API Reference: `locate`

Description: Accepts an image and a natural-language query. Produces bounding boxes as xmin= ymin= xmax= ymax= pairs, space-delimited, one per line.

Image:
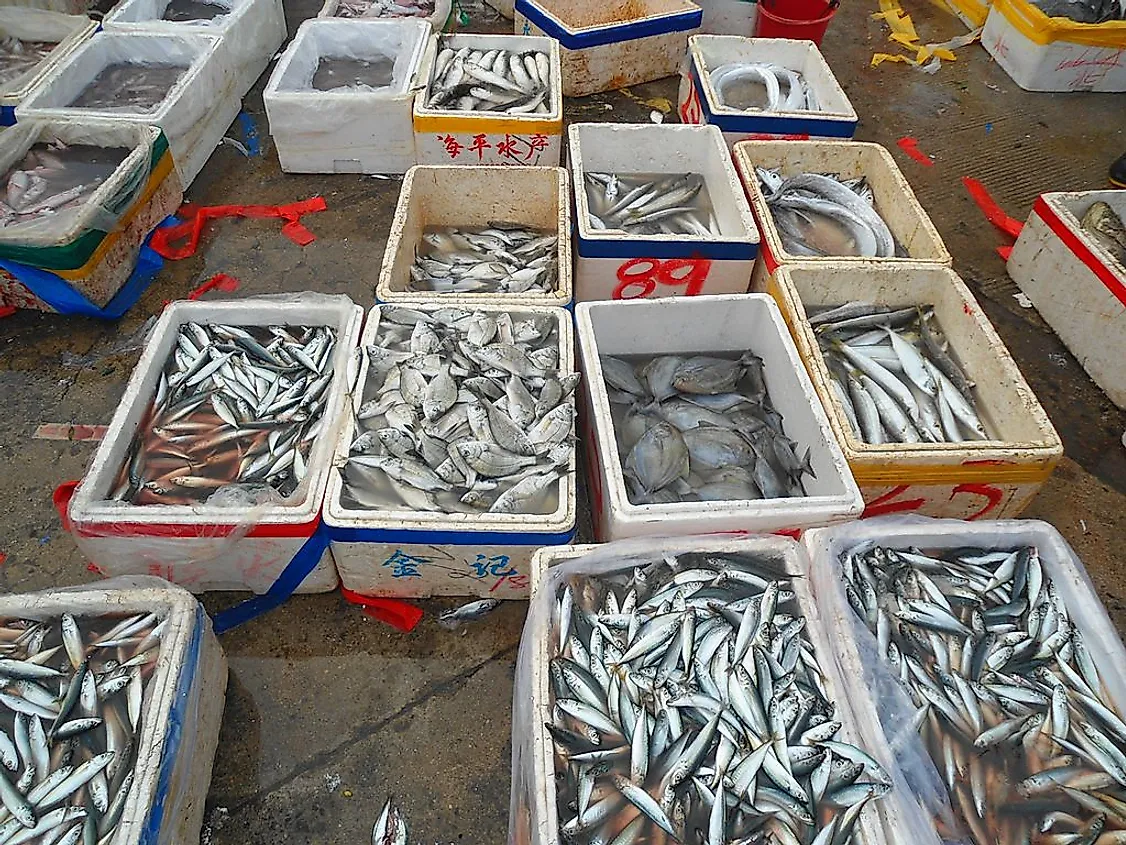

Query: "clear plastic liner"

xmin=274 ymin=19 xmax=422 ymax=97
xmin=0 ymin=8 xmax=89 ymax=96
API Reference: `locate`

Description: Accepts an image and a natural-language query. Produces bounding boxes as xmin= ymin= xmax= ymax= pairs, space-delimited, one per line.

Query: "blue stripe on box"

xmin=327 ymin=525 xmax=577 ymax=546
xmin=515 ymin=0 xmax=701 ymax=49
xmin=577 ymin=234 xmax=758 ymax=261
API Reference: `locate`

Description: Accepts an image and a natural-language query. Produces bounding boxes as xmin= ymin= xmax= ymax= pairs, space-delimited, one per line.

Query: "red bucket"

xmin=755 ymin=0 xmax=839 ymax=44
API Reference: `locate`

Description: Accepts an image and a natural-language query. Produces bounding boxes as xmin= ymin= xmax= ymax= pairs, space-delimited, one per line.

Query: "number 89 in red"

xmin=612 ymin=257 xmax=713 ymax=300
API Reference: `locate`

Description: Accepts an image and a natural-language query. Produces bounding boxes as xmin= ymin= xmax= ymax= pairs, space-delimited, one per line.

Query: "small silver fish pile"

xmin=343 ymin=306 xmax=577 ymax=516
xmin=584 ymin=173 xmax=721 ymax=237
xmin=161 ymin=0 xmax=231 ymax=21
xmin=547 ymin=551 xmax=891 ymax=845
xmin=410 ymin=223 xmax=558 ymax=295
xmin=0 ymin=142 xmax=130 ymax=231
xmin=68 ymin=63 xmax=187 ymax=113
xmin=0 ymin=612 xmax=162 ymax=845
xmin=602 ymin=352 xmax=814 ymax=505
xmin=112 ymin=322 xmax=338 ymax=505
xmin=0 ymin=36 xmax=53 ymax=88
xmin=371 ymin=796 xmax=408 ymax=845
xmin=425 ymin=42 xmax=551 ymax=114
xmin=841 ymin=542 xmax=1126 ymax=845
xmin=709 ymin=63 xmax=820 ymax=113
xmin=756 ymin=168 xmax=900 ymax=259
xmin=810 ymin=302 xmax=990 ymax=445
xmin=334 ymin=0 xmax=434 ymax=17
xmin=1080 ymin=201 xmax=1126 ymax=266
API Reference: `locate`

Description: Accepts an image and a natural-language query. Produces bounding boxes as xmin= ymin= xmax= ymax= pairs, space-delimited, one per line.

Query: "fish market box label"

xmin=413 ymin=32 xmax=563 ymax=167
xmin=677 ymin=35 xmax=859 ymax=145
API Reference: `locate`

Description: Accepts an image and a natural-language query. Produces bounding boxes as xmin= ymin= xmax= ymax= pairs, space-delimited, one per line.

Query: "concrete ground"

xmin=0 ymin=0 xmax=1123 ymax=841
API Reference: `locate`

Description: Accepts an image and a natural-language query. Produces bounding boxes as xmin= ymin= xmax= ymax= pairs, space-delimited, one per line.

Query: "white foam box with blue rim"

xmin=16 ymin=31 xmax=239 ymax=189
xmin=570 ymin=122 xmax=759 ymax=302
xmin=513 ymin=0 xmax=702 ymax=97
xmin=677 ymin=35 xmax=858 ymax=144
xmin=0 ymin=580 xmax=227 ymax=845
xmin=264 ymin=18 xmax=431 ymax=175
xmin=67 ymin=295 xmax=364 ymax=594
xmin=0 ymin=7 xmax=96 ymax=126
xmin=576 ymin=294 xmax=863 ymax=541
xmin=101 ymin=0 xmax=287 ymax=101
xmin=323 ymin=302 xmax=578 ymax=599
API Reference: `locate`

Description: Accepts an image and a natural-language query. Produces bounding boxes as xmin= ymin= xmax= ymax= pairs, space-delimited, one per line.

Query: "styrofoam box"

xmin=731 ymin=139 xmax=952 ymax=287
xmin=575 ymin=294 xmax=863 ymax=541
xmin=376 ymin=165 xmax=573 ymax=308
xmin=570 ymin=123 xmax=759 ymax=303
xmin=318 ymin=0 xmax=454 ymax=33
xmin=264 ymin=19 xmax=430 ymax=175
xmin=102 ymin=0 xmax=286 ymax=99
xmin=323 ymin=303 xmax=577 ymax=599
xmin=0 ymin=8 xmax=96 ymax=125
xmin=677 ymin=36 xmax=858 ymax=143
xmin=767 ymin=262 xmax=1062 ymax=519
xmin=982 ymin=0 xmax=1126 ymax=92
xmin=68 ymin=295 xmax=364 ymax=594
xmin=413 ymin=33 xmax=563 ymax=167
xmin=803 ymin=516 xmax=1126 ymax=845
xmin=694 ymin=0 xmax=758 ymax=36
xmin=1008 ymin=190 xmax=1126 ymax=409
xmin=514 ymin=0 xmax=702 ymax=97
xmin=0 ymin=582 xmax=227 ymax=845
xmin=16 ymin=31 xmax=238 ymax=189
xmin=516 ymin=536 xmax=890 ymax=845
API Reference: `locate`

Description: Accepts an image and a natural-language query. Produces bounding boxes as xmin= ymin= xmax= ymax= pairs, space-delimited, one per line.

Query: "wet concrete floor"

xmin=0 ymin=0 xmax=1123 ymax=841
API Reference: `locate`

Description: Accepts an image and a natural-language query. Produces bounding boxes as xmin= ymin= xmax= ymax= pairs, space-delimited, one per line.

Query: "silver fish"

xmin=584 ymin=172 xmax=720 ymax=237
xmin=425 ymin=42 xmax=551 ymax=115
xmin=438 ymin=599 xmax=501 ymax=629
xmin=710 ymin=61 xmax=820 ymax=112
xmin=410 ymin=225 xmax=559 ymax=295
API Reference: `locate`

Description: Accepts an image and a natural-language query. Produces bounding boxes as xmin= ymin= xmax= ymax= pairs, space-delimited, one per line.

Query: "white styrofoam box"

xmin=0 ymin=0 xmax=91 ymax=16
xmin=413 ymin=32 xmax=563 ymax=167
xmin=15 ymin=31 xmax=238 ymax=188
xmin=982 ymin=0 xmax=1126 ymax=91
xmin=514 ymin=536 xmax=891 ymax=845
xmin=803 ymin=516 xmax=1126 ymax=845
xmin=318 ymin=0 xmax=454 ymax=32
xmin=263 ymin=19 xmax=430 ymax=175
xmin=102 ymin=0 xmax=286 ymax=98
xmin=0 ymin=7 xmax=95 ymax=125
xmin=677 ymin=36 xmax=858 ymax=143
xmin=694 ymin=0 xmax=757 ymax=35
xmin=323 ymin=302 xmax=577 ymax=599
xmin=376 ymin=165 xmax=573 ymax=307
xmin=514 ymin=0 xmax=702 ymax=97
xmin=767 ymin=262 xmax=1062 ymax=519
xmin=569 ymin=123 xmax=759 ymax=303
xmin=0 ymin=581 xmax=227 ymax=845
xmin=731 ymin=139 xmax=951 ymax=286
xmin=68 ymin=295 xmax=364 ymax=594
xmin=1008 ymin=190 xmax=1126 ymax=409
xmin=575 ymin=294 xmax=863 ymax=541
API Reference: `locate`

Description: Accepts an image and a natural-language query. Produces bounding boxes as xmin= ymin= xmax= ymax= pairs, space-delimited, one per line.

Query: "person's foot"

xmin=1112 ymin=152 xmax=1126 ymax=188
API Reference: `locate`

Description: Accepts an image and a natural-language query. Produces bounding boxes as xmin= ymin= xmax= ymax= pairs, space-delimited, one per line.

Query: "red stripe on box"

xmin=1035 ymin=196 xmax=1126 ymax=310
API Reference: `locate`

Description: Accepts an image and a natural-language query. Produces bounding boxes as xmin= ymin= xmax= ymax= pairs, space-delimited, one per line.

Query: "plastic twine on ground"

xmin=149 ymin=197 xmax=328 ymax=260
xmin=963 ymin=176 xmax=1024 ymax=258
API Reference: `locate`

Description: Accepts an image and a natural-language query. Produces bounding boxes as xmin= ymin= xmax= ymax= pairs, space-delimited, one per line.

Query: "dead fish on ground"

xmin=710 ymin=61 xmax=820 ymax=112
xmin=425 ymin=40 xmax=551 ymax=114
xmin=371 ymin=797 xmax=408 ymax=845
xmin=583 ymin=172 xmax=721 ymax=237
xmin=438 ymin=598 xmax=501 ymax=629
xmin=1080 ymin=200 xmax=1126 ymax=265
xmin=410 ymin=224 xmax=558 ymax=295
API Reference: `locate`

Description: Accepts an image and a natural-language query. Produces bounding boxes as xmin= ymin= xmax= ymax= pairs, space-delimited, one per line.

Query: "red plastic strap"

xmin=897 ymin=137 xmax=934 ymax=167
xmin=53 ymin=482 xmax=78 ymax=533
xmin=150 ymin=197 xmax=328 ymax=260
xmin=962 ymin=177 xmax=1023 ymax=240
xmin=997 ymin=245 xmax=1013 ymax=261
xmin=188 ymin=273 xmax=241 ymax=300
xmin=0 ymin=306 xmax=15 ymax=319
xmin=340 ymin=587 xmax=423 ymax=632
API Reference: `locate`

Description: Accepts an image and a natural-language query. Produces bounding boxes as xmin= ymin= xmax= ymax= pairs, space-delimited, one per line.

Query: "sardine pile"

xmin=333 ymin=0 xmax=435 ymax=17
xmin=425 ymin=41 xmax=551 ymax=114
xmin=161 ymin=0 xmax=230 ymax=21
xmin=584 ymin=173 xmax=721 ymax=237
xmin=841 ymin=542 xmax=1126 ymax=845
xmin=756 ymin=167 xmax=900 ymax=259
xmin=0 ymin=36 xmax=53 ymax=88
xmin=311 ymin=56 xmax=396 ymax=91
xmin=602 ymin=352 xmax=814 ymax=505
xmin=68 ymin=63 xmax=187 ymax=113
xmin=1080 ymin=201 xmax=1126 ymax=266
xmin=112 ymin=322 xmax=338 ymax=505
xmin=811 ymin=302 xmax=990 ymax=445
xmin=0 ymin=612 xmax=162 ymax=845
xmin=710 ymin=62 xmax=820 ymax=113
xmin=409 ymin=223 xmax=558 ymax=295
xmin=0 ymin=142 xmax=130 ymax=231
xmin=547 ymin=552 xmax=891 ymax=845
xmin=371 ymin=796 xmax=408 ymax=845
xmin=342 ymin=306 xmax=577 ymax=516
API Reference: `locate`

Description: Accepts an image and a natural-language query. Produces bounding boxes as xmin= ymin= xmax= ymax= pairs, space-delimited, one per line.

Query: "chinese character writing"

xmin=469 ymin=134 xmax=491 ymax=161
xmin=469 ymin=553 xmax=518 ymax=579
xmin=383 ymin=549 xmax=429 ymax=578
xmin=438 ymin=134 xmax=463 ymax=159
xmin=495 ymin=133 xmax=550 ymax=164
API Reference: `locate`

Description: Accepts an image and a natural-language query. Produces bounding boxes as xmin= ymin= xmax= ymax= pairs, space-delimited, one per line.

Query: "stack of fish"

xmin=545 ymin=550 xmax=891 ymax=844
xmin=839 ymin=542 xmax=1126 ymax=844
xmin=0 ymin=612 xmax=163 ymax=845
xmin=0 ymin=36 xmax=53 ymax=87
xmin=112 ymin=322 xmax=338 ymax=505
xmin=342 ymin=306 xmax=577 ymax=516
xmin=810 ymin=302 xmax=991 ymax=445
xmin=0 ymin=142 xmax=130 ymax=231
xmin=583 ymin=173 xmax=721 ymax=237
xmin=425 ymin=42 xmax=551 ymax=114
xmin=601 ymin=352 xmax=814 ymax=505
xmin=756 ymin=167 xmax=900 ymax=259
xmin=1080 ymin=201 xmax=1126 ymax=265
xmin=709 ymin=62 xmax=820 ymax=113
xmin=332 ymin=0 xmax=435 ymax=18
xmin=68 ymin=63 xmax=186 ymax=113
xmin=161 ymin=0 xmax=231 ymax=21
xmin=409 ymin=223 xmax=558 ymax=295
